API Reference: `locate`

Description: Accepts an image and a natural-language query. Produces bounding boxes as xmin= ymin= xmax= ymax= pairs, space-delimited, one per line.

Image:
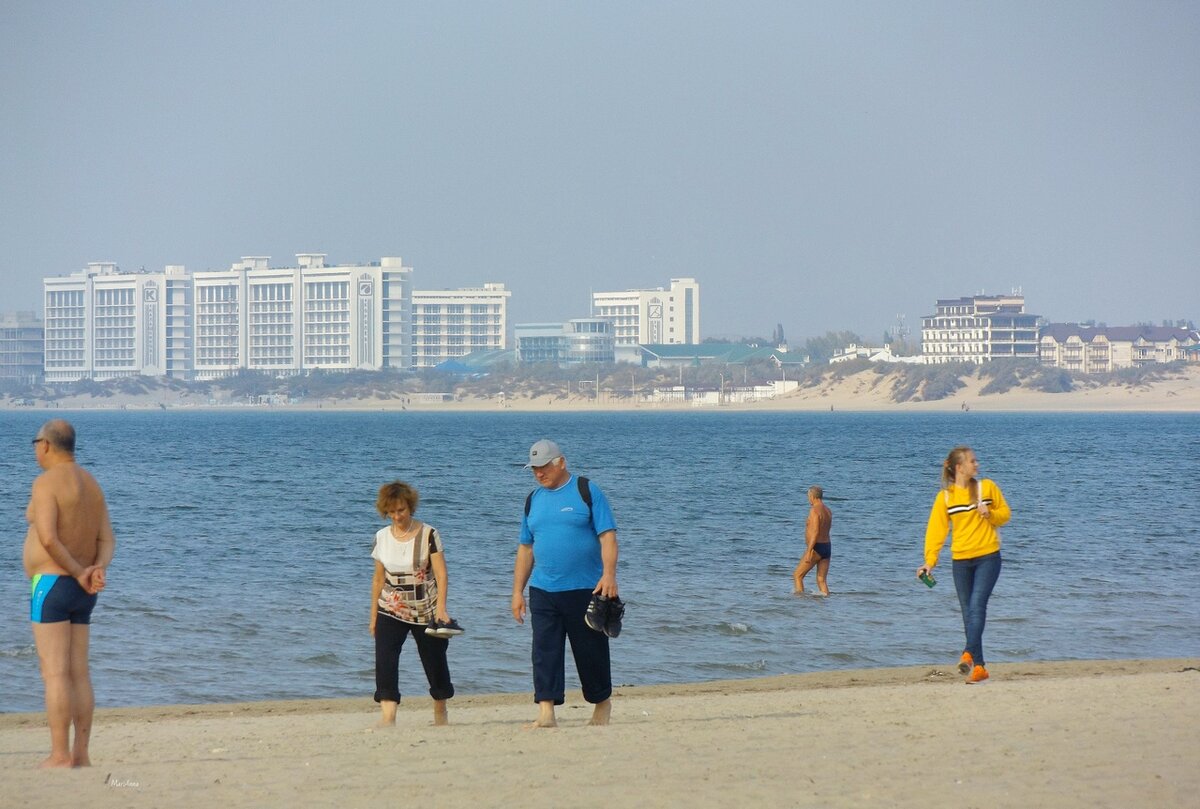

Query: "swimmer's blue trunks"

xmin=812 ymin=542 xmax=832 ymax=560
xmin=30 ymin=574 xmax=97 ymax=624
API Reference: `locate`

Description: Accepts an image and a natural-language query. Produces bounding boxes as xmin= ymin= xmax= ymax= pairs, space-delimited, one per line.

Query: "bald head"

xmin=39 ymin=420 xmax=76 ymax=454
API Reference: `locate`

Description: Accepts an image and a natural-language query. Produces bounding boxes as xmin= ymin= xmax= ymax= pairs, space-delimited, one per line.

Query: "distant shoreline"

xmin=4 ymin=364 xmax=1198 ymax=414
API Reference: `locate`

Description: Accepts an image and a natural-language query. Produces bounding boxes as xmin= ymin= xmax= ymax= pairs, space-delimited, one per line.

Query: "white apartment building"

xmin=1039 ymin=324 xmax=1199 ymax=373
xmin=43 ymin=254 xmax=413 ymax=381
xmin=921 ymin=294 xmax=1040 ymax=364
xmin=591 ymin=277 xmax=700 ymax=347
xmin=44 ymin=261 xmax=169 ymax=382
xmin=0 ymin=311 xmax=44 ymax=383
xmin=410 ymin=283 xmax=510 ymax=368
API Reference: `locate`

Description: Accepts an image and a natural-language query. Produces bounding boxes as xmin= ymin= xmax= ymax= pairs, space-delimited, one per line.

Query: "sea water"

xmin=2 ymin=409 xmax=1197 ymax=712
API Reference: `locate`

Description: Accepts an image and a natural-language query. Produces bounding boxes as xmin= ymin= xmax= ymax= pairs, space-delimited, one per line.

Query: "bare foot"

xmin=793 ymin=587 xmax=805 ymax=595
xmin=525 ymin=703 xmax=557 ymax=728
xmin=432 ymin=700 xmax=448 ymax=726
xmin=588 ymin=699 xmax=612 ymax=726
xmin=72 ymin=754 xmax=91 ymax=767
xmin=38 ymin=754 xmax=73 ymax=769
xmin=374 ymin=700 xmax=398 ymax=729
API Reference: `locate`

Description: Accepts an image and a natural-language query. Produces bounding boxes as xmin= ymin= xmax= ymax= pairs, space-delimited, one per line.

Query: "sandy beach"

xmin=2 ymin=658 xmax=1196 ymax=808
xmin=6 ymin=365 xmax=1198 ymax=414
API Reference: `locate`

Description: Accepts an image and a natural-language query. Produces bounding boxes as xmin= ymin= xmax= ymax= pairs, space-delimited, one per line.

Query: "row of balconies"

xmin=413 ymin=307 xmax=502 ymax=315
xmin=413 ymin=328 xmax=502 ymax=336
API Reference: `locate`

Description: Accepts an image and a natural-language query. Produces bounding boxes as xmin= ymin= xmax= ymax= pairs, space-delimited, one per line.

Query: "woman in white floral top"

xmin=369 ymin=481 xmax=457 ymax=726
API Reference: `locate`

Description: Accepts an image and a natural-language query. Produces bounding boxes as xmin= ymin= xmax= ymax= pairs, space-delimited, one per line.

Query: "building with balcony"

xmin=1039 ymin=324 xmax=1200 ymax=373
xmin=0 ymin=311 xmax=44 ymax=384
xmin=43 ymin=254 xmax=413 ymax=381
xmin=592 ymin=277 xmax=700 ymax=347
xmin=515 ymin=319 xmax=615 ymax=365
xmin=921 ymin=294 xmax=1040 ymax=364
xmin=411 ymin=283 xmax=510 ymax=369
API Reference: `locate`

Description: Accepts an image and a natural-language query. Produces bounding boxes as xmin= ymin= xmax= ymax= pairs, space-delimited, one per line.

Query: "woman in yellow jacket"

xmin=917 ymin=446 xmax=1011 ymax=684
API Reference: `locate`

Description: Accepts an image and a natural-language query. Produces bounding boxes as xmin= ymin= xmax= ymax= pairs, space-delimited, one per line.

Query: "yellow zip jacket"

xmin=924 ymin=479 xmax=1011 ymax=568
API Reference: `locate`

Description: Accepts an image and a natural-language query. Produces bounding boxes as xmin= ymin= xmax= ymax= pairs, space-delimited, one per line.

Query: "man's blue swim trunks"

xmin=30 ymin=574 xmax=97 ymax=624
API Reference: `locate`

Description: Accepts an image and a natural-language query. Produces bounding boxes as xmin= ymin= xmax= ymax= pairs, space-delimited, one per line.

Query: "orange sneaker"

xmin=957 ymin=652 xmax=974 ymax=675
xmin=965 ymin=665 xmax=989 ymax=684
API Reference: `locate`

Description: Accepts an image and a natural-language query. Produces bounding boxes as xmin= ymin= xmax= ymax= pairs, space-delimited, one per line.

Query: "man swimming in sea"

xmin=24 ymin=419 xmax=115 ymax=768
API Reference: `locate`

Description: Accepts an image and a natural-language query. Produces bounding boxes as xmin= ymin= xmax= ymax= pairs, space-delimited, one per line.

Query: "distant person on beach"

xmin=793 ymin=486 xmax=833 ymax=595
xmin=369 ymin=481 xmax=462 ymax=727
xmin=917 ymin=446 xmax=1011 ymax=684
xmin=512 ymin=439 xmax=620 ymax=728
xmin=24 ymin=419 xmax=115 ymax=768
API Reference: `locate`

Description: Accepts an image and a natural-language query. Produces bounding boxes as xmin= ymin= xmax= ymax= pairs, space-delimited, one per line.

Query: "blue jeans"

xmin=952 ymin=551 xmax=1002 ymax=667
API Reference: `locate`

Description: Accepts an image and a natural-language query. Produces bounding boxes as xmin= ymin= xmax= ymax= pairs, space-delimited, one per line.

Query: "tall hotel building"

xmin=920 ymin=294 xmax=1040 ymax=364
xmin=43 ymin=255 xmax=412 ymax=381
xmin=410 ymin=283 xmax=511 ymax=368
xmin=0 ymin=311 xmax=44 ymax=383
xmin=591 ymin=277 xmax=701 ymax=346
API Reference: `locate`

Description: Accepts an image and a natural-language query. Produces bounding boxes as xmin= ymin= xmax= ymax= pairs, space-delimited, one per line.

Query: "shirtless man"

xmin=793 ymin=486 xmax=832 ymax=596
xmin=24 ymin=420 xmax=115 ymax=768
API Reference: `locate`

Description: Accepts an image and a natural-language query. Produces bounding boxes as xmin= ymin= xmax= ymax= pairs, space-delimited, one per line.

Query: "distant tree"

xmin=804 ymin=330 xmax=864 ymax=364
xmin=892 ymin=336 xmax=921 ymax=356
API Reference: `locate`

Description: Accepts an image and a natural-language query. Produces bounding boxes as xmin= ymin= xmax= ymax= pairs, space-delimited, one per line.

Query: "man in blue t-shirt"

xmin=512 ymin=439 xmax=619 ymax=727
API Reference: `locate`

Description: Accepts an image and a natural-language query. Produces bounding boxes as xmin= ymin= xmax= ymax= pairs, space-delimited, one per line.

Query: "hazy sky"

xmin=2 ymin=1 xmax=1197 ymax=341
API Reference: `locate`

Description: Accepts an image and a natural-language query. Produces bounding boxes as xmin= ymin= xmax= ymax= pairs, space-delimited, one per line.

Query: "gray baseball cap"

xmin=525 ymin=439 xmax=563 ymax=468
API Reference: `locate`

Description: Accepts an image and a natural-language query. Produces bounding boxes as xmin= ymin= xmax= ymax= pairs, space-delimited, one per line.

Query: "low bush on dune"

xmin=889 ymin=363 xmax=971 ymax=402
xmin=1026 ymin=367 xmax=1074 ymax=393
xmin=826 ymin=358 xmax=873 ymax=381
xmin=978 ymin=359 xmax=1040 ymax=395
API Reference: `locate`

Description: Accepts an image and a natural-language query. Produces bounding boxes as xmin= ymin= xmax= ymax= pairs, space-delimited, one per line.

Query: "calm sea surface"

xmin=2 ymin=409 xmax=1198 ymax=712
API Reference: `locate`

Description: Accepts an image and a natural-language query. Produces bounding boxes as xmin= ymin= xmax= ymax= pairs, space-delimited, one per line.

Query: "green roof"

xmin=640 ymin=343 xmax=805 ymax=364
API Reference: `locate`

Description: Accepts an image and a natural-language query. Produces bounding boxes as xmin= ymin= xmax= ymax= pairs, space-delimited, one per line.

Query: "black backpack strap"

xmin=526 ymin=477 xmax=595 ymax=532
xmin=576 ymin=476 xmax=593 ymax=528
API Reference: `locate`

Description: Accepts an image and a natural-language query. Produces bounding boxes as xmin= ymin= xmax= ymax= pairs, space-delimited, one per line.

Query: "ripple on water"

xmin=0 ymin=410 xmax=1196 ymax=709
